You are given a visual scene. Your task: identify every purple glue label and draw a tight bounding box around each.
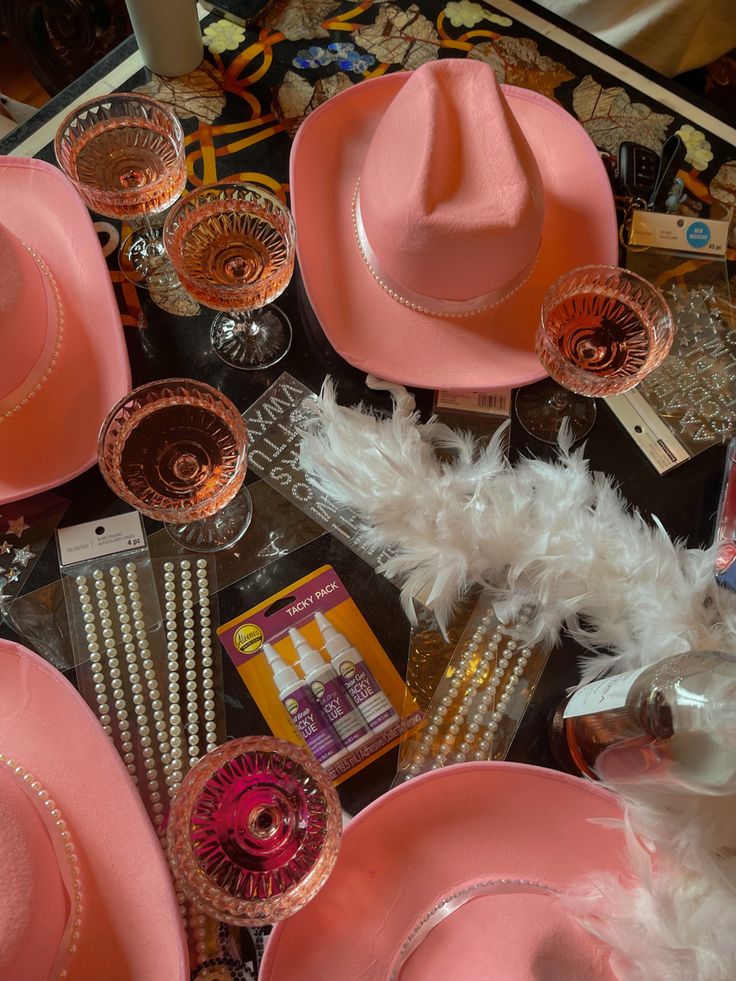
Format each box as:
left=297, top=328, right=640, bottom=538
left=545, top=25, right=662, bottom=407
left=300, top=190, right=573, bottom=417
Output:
left=338, top=658, right=399, bottom=731
left=281, top=688, right=344, bottom=764
left=312, top=676, right=370, bottom=748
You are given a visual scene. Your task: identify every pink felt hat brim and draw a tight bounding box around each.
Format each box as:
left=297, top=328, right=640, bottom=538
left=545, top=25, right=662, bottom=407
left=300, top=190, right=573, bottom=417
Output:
left=289, top=73, right=618, bottom=390
left=0, top=639, right=188, bottom=980
left=261, top=762, right=629, bottom=980
left=0, top=157, right=131, bottom=505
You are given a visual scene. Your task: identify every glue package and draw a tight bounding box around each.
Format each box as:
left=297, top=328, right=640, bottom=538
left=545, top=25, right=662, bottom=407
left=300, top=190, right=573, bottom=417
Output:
left=217, top=565, right=424, bottom=784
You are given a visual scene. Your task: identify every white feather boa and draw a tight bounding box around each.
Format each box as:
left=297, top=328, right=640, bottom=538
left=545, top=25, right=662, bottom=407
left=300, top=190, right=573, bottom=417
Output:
left=299, top=376, right=736, bottom=980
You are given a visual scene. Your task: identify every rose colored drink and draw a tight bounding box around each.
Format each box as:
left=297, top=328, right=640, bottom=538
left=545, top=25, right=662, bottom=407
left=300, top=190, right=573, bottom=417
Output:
left=536, top=265, right=675, bottom=399
left=66, top=116, right=186, bottom=218
left=167, top=738, right=342, bottom=925
left=168, top=198, right=293, bottom=310
left=541, top=292, right=653, bottom=391
left=117, top=401, right=243, bottom=519
left=99, top=380, right=253, bottom=551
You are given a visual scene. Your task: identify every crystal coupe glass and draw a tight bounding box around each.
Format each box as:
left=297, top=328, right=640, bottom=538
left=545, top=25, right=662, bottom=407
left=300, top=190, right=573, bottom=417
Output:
left=167, top=737, right=342, bottom=926
left=516, top=265, right=675, bottom=443
left=164, top=180, right=296, bottom=370
left=55, top=92, right=186, bottom=291
left=98, top=378, right=252, bottom=552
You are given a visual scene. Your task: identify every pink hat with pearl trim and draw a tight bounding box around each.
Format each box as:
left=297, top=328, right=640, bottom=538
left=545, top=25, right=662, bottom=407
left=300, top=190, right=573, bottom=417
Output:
left=0, top=638, right=188, bottom=980
left=0, top=156, right=131, bottom=505
left=261, top=762, right=632, bottom=980
left=289, top=59, right=618, bottom=390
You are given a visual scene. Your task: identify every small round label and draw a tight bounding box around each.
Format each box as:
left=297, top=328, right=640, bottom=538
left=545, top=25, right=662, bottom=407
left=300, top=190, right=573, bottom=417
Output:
left=233, top=623, right=264, bottom=655
left=686, top=221, right=710, bottom=248
left=339, top=660, right=356, bottom=680
left=311, top=680, right=325, bottom=700
left=284, top=696, right=299, bottom=716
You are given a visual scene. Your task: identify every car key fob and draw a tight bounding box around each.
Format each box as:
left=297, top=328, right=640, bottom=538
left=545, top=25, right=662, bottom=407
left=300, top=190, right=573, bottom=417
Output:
left=647, top=133, right=687, bottom=212
left=617, top=142, right=661, bottom=202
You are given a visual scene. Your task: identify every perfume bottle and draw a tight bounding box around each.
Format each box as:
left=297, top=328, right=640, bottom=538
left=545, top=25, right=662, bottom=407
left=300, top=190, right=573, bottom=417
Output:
left=166, top=737, right=342, bottom=925
left=550, top=650, right=736, bottom=794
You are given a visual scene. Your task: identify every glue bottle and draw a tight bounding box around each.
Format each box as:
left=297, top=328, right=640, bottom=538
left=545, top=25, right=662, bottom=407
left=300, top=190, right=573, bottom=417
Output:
left=263, top=643, right=345, bottom=769
left=289, top=628, right=373, bottom=752
left=313, top=611, right=401, bottom=736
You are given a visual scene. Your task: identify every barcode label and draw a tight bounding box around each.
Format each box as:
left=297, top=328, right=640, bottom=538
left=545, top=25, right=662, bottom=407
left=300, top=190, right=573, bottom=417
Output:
left=435, top=389, right=512, bottom=417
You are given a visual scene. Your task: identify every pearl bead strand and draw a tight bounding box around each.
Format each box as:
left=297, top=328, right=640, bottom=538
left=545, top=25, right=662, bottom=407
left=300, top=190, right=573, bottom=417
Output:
left=0, top=754, right=83, bottom=978
left=197, top=558, right=218, bottom=756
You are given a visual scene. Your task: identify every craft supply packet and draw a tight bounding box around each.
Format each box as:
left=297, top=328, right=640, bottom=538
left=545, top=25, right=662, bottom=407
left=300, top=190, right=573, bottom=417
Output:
left=218, top=565, right=424, bottom=784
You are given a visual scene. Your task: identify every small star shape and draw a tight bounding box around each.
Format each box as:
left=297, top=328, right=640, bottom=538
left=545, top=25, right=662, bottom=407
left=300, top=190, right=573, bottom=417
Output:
left=0, top=541, right=10, bottom=555
left=12, top=545, right=33, bottom=568
left=7, top=516, right=29, bottom=538
left=4, top=568, right=19, bottom=583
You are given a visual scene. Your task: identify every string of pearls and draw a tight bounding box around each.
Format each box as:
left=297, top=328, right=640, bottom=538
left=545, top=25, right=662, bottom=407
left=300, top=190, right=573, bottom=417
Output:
left=0, top=754, right=83, bottom=978
left=405, top=611, right=532, bottom=778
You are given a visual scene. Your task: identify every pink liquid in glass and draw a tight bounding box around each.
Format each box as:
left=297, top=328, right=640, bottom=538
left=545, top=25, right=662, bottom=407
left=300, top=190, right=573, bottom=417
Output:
left=169, top=199, right=293, bottom=311
left=536, top=265, right=674, bottom=398
left=167, top=738, right=342, bottom=925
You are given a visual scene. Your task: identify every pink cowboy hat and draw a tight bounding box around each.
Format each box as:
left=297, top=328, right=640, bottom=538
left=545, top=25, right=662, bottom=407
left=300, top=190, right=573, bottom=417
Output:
left=0, top=156, right=131, bottom=505
left=261, top=762, right=631, bottom=980
left=0, top=639, right=188, bottom=979
left=289, top=59, right=618, bottom=390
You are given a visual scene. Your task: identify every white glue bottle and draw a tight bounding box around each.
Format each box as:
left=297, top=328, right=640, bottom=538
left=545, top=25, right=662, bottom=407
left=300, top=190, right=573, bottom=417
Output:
left=313, top=612, right=401, bottom=736
left=289, top=628, right=373, bottom=752
left=263, top=643, right=346, bottom=769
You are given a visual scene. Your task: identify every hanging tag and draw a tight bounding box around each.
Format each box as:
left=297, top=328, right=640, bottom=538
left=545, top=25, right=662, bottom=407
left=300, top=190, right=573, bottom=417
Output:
left=628, top=210, right=729, bottom=256
left=57, top=512, right=146, bottom=569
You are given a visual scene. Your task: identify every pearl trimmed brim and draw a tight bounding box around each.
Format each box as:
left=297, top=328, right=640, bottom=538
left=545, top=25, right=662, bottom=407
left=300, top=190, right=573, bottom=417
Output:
left=0, top=639, right=189, bottom=980
left=0, top=157, right=131, bottom=504
left=261, top=762, right=627, bottom=980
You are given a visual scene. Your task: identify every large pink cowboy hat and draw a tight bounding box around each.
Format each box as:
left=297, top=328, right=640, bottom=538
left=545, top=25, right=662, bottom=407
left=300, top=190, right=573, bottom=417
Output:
left=261, top=762, right=632, bottom=980
left=289, top=59, right=617, bottom=391
left=0, top=156, right=131, bottom=505
left=0, top=639, right=188, bottom=979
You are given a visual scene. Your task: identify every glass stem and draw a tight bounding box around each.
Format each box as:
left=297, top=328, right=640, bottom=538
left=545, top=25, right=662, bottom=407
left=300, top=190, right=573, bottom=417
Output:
left=549, top=390, right=572, bottom=412
left=140, top=214, right=165, bottom=256
left=233, top=310, right=261, bottom=337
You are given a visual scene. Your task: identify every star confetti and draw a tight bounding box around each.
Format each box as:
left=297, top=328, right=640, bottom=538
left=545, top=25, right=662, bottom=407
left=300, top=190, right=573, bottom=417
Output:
left=12, top=545, right=33, bottom=568
left=3, top=568, right=19, bottom=583
left=0, top=541, right=10, bottom=555
left=7, top=516, right=29, bottom=538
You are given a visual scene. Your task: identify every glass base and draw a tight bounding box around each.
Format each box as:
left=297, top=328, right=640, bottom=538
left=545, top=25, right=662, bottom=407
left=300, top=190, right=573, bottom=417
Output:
left=120, top=227, right=181, bottom=292
left=210, top=305, right=292, bottom=370
left=165, top=485, right=253, bottom=553
left=515, top=378, right=597, bottom=444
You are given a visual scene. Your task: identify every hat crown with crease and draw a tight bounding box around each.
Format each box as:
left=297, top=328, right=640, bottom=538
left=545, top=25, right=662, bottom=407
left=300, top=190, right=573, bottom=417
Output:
left=358, top=59, right=544, bottom=304
left=0, top=221, right=60, bottom=408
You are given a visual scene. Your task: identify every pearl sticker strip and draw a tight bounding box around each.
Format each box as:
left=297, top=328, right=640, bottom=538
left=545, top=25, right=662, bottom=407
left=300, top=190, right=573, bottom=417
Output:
left=71, top=557, right=224, bottom=842
left=402, top=607, right=535, bottom=779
